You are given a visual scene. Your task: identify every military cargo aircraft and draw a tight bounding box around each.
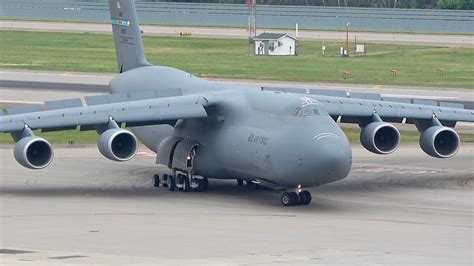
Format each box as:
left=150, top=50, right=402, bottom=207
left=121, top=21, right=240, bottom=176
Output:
left=1, top=0, right=473, bottom=206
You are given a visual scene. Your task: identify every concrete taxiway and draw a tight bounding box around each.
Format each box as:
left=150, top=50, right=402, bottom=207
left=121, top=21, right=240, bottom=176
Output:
left=1, top=20, right=473, bottom=47
left=1, top=69, right=473, bottom=103
left=0, top=70, right=473, bottom=264
left=0, top=145, right=472, bottom=264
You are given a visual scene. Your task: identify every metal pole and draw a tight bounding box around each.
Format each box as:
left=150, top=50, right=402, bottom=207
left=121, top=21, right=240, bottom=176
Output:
left=346, top=22, right=350, bottom=56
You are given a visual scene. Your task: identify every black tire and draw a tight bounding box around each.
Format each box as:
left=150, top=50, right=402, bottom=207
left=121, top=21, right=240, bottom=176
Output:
left=194, top=180, right=201, bottom=191
left=182, top=177, right=190, bottom=192
left=295, top=195, right=302, bottom=205
left=201, top=178, right=209, bottom=191
left=281, top=192, right=295, bottom=206
left=167, top=175, right=176, bottom=191
left=298, top=194, right=306, bottom=205
left=289, top=192, right=298, bottom=205
left=300, top=191, right=312, bottom=205
left=237, top=179, right=243, bottom=186
left=246, top=180, right=254, bottom=189
left=162, top=174, right=168, bottom=187
left=196, top=179, right=205, bottom=191
left=153, top=174, right=160, bottom=187
left=176, top=174, right=185, bottom=191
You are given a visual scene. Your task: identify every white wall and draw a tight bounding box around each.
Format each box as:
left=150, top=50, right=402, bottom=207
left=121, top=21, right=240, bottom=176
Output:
left=255, top=40, right=264, bottom=55
left=254, top=37, right=296, bottom=56
left=269, top=37, right=296, bottom=56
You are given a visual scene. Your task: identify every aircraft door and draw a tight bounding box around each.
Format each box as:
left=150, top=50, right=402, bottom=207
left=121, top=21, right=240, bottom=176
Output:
left=156, top=136, right=182, bottom=168
left=172, top=139, right=200, bottom=173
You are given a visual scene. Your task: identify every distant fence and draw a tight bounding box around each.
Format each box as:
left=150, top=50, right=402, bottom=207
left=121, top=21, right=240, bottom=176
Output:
left=0, top=0, right=473, bottom=33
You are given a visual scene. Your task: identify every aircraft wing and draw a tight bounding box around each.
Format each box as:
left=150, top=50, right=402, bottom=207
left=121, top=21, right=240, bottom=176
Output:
left=263, top=87, right=474, bottom=126
left=0, top=93, right=211, bottom=133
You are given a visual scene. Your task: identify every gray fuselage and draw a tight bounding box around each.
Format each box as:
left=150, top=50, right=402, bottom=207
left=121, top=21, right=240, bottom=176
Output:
left=109, top=66, right=352, bottom=189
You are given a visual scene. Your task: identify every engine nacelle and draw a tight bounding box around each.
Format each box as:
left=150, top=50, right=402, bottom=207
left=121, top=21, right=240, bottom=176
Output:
left=98, top=128, right=138, bottom=161
left=360, top=122, right=400, bottom=154
left=420, top=126, right=459, bottom=158
left=14, top=136, right=54, bottom=169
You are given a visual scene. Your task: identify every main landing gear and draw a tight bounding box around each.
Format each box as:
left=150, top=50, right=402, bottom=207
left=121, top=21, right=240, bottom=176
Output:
left=153, top=172, right=208, bottom=192
left=280, top=187, right=312, bottom=206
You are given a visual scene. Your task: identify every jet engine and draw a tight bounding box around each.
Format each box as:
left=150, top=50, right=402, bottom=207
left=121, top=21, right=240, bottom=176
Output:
left=14, top=136, right=54, bottom=169
left=419, top=126, right=459, bottom=158
left=98, top=128, right=138, bottom=161
left=360, top=122, right=400, bottom=154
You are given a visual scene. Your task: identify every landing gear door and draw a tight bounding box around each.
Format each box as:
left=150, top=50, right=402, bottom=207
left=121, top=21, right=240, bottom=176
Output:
left=172, top=139, right=200, bottom=172
left=156, top=136, right=182, bottom=168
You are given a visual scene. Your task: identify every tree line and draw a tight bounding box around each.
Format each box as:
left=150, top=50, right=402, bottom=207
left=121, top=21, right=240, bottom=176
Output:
left=156, top=0, right=473, bottom=9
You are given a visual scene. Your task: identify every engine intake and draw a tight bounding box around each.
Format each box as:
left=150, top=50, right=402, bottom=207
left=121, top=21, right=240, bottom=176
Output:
left=420, top=126, right=459, bottom=158
left=98, top=128, right=138, bottom=161
left=360, top=122, right=400, bottom=154
left=14, top=136, right=54, bottom=169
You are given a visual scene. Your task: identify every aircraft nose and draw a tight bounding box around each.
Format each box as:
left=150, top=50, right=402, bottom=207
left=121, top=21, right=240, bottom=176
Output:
left=311, top=134, right=352, bottom=184
left=271, top=128, right=352, bottom=187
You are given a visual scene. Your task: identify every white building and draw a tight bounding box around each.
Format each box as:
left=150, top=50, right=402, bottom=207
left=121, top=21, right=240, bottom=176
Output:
left=254, top=33, right=297, bottom=56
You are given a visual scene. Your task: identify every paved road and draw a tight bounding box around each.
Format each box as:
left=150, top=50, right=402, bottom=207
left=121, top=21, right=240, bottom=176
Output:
left=1, top=20, right=473, bottom=47
left=1, top=69, right=473, bottom=102
left=0, top=145, right=472, bottom=264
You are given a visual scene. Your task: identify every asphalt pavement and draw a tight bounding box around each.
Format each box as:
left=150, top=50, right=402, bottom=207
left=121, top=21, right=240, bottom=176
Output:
left=0, top=145, right=472, bottom=264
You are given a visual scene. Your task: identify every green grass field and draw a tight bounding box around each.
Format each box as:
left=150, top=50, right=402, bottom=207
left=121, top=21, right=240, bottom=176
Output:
left=0, top=127, right=472, bottom=145
left=0, top=31, right=473, bottom=88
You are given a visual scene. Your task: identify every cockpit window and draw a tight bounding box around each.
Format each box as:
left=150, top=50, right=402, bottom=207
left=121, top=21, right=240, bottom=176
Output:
left=303, top=105, right=314, bottom=116
left=293, top=108, right=304, bottom=117
left=292, top=97, right=328, bottom=117
left=293, top=105, right=328, bottom=117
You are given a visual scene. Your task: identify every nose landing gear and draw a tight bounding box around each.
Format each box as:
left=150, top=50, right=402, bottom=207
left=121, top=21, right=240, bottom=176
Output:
left=280, top=187, right=312, bottom=206
left=298, top=191, right=312, bottom=205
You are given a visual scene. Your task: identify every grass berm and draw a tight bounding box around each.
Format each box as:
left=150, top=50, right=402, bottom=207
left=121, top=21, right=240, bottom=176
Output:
left=0, top=31, right=473, bottom=88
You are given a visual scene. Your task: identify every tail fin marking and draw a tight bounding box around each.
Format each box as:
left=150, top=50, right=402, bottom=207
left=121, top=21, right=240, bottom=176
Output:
left=108, top=0, right=150, bottom=73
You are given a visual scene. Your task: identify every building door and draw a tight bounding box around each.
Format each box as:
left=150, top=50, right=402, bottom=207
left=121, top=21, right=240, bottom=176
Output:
left=263, top=40, right=269, bottom=55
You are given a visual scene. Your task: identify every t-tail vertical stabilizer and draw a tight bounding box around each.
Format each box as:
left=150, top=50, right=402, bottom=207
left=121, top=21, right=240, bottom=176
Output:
left=108, top=0, right=150, bottom=73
